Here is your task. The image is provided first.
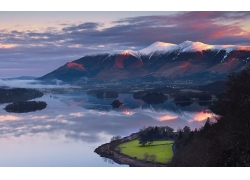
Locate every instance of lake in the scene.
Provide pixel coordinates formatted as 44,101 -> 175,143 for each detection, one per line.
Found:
0,91 -> 213,166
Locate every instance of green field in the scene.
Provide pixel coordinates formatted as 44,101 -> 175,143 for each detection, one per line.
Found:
118,139 -> 174,163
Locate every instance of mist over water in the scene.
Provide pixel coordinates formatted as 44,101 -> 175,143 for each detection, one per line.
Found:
0,80 -> 213,166
0,79 -> 78,89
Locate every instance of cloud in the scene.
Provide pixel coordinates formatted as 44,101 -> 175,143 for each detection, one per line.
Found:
0,79 -> 79,89
158,115 -> 178,121
0,12 -> 250,77
0,44 -> 18,48
70,112 -> 84,117
62,22 -> 101,31
0,115 -> 23,122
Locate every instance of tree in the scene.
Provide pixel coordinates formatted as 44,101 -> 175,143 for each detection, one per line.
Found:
138,126 -> 155,146
177,128 -> 183,139
139,133 -> 148,146
202,117 -> 211,131
110,135 -> 121,142
183,126 -> 191,134
169,65 -> 250,166
143,152 -> 150,161
139,126 -> 146,132
138,126 -> 174,145
149,154 -> 157,163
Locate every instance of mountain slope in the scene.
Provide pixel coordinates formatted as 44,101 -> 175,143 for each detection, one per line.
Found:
38,41 -> 250,83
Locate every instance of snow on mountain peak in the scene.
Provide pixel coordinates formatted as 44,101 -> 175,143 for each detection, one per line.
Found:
139,41 -> 177,55
151,41 -> 176,47
121,50 -> 140,58
177,41 -> 213,52
120,41 -> 250,59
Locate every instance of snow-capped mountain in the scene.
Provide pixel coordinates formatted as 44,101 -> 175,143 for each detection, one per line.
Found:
38,41 -> 250,83
123,41 -> 250,57
138,41 -> 177,55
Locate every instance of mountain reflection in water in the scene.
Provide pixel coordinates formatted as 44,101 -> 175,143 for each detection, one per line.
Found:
0,92 -> 214,166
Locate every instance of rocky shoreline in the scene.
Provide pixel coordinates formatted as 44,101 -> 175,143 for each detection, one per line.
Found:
94,133 -> 169,167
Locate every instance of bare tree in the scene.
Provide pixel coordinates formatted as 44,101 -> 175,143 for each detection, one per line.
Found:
143,152 -> 150,161
110,135 -> 121,142
149,154 -> 157,163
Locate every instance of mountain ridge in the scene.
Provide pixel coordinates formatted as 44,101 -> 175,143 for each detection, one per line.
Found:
119,40 -> 250,58
38,41 -> 250,84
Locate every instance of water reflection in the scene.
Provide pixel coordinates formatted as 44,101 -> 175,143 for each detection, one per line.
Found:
0,93 -> 214,140
0,92 -> 214,166
0,115 -> 23,121
175,102 -> 193,107
158,115 -> 178,121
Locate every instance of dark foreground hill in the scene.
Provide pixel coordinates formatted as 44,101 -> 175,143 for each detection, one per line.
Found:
168,65 -> 250,166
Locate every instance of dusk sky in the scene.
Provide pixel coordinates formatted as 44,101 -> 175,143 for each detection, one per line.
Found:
1,11 -> 250,78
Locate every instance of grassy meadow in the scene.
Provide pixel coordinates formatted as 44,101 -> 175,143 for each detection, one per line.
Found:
118,139 -> 174,163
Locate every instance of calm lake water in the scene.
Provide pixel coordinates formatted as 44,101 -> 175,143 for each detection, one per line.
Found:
0,91 -> 212,167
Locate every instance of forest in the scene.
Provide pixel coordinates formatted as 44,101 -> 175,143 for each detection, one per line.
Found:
168,65 -> 250,166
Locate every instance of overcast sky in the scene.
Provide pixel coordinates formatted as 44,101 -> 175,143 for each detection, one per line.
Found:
1,11 -> 250,78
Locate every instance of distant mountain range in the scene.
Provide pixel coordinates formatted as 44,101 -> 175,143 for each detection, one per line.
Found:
38,41 -> 250,84
2,76 -> 37,81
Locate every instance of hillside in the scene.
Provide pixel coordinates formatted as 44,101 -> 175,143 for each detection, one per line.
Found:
168,65 -> 250,166
37,41 -> 250,84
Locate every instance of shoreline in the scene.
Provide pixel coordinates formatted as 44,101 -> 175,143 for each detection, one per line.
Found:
94,133 -> 170,167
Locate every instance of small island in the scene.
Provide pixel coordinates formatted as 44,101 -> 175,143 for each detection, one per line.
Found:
133,86 -> 178,100
4,101 -> 47,113
0,88 -> 44,104
141,92 -> 168,104
111,100 -> 123,108
87,89 -> 118,99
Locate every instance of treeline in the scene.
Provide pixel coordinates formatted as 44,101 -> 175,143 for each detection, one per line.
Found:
197,80 -> 227,95
133,86 -> 214,106
138,126 -> 174,146
87,89 -> 118,99
133,86 -> 179,98
174,92 -> 212,102
168,65 -> 250,167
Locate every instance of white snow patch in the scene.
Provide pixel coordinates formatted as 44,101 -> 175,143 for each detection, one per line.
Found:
138,41 -> 177,55
116,41 -> 250,58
